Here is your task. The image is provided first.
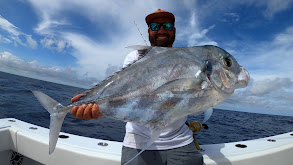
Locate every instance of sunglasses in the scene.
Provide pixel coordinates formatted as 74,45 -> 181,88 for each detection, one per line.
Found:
149,22 -> 174,31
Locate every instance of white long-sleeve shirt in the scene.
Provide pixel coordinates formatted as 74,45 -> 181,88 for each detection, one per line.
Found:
122,50 -> 194,150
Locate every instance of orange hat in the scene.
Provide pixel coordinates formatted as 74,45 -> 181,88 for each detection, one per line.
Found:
145,9 -> 175,25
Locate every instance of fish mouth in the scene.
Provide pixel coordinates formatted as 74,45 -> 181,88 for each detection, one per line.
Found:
235,67 -> 250,88
209,67 -> 249,95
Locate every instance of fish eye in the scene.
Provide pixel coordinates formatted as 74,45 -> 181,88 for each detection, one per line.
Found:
223,57 -> 232,67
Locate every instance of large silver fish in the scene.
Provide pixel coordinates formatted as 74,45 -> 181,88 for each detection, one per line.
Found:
32,45 -> 249,164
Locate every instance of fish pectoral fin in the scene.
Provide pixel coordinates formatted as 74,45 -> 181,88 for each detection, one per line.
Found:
124,126 -> 163,165
154,78 -> 204,94
203,108 -> 213,123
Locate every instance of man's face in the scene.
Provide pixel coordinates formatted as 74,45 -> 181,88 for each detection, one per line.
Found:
148,18 -> 176,47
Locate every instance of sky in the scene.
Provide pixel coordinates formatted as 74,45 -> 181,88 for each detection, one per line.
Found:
0,0 -> 293,116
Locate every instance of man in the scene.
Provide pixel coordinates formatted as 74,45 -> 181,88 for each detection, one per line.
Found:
71,9 -> 203,165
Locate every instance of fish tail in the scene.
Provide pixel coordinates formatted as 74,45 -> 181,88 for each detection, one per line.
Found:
32,90 -> 68,154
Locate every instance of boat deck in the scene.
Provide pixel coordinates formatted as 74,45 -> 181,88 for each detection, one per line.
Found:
1,118 -> 293,165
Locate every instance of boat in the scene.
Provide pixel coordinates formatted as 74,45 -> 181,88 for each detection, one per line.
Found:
1,118 -> 293,165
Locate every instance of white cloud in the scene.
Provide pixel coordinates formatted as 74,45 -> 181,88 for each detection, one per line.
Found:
249,78 -> 293,96
257,0 -> 293,19
26,35 -> 38,49
0,51 -> 97,88
0,15 -> 38,49
40,37 -> 69,52
40,37 -> 54,48
220,76 -> 293,115
57,40 -> 66,52
0,15 -> 21,36
176,11 -> 218,46
0,51 -> 25,65
273,26 -> 293,46
61,32 -> 131,78
0,34 -> 12,43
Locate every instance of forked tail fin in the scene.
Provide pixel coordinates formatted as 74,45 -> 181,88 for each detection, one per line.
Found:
32,90 -> 67,154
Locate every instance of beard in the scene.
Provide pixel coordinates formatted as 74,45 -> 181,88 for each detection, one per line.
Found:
149,32 -> 175,47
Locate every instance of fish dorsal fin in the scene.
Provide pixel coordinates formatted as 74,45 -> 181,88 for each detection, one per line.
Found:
126,45 -> 153,60
126,45 -> 152,51
82,46 -> 153,98
82,46 -> 169,100
124,125 -> 163,165
126,45 -> 169,60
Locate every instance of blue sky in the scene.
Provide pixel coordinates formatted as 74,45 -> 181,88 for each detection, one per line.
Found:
0,0 -> 293,116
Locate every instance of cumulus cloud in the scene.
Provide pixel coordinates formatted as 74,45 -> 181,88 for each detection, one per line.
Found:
0,15 -> 38,49
0,51 -> 97,88
249,78 -> 293,96
217,76 -> 293,116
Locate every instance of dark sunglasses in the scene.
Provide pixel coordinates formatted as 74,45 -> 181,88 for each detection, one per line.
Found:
149,22 -> 174,31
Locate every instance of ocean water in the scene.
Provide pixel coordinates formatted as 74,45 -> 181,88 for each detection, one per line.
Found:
1,71 -> 293,145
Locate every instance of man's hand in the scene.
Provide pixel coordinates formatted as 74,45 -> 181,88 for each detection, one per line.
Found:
71,94 -> 102,120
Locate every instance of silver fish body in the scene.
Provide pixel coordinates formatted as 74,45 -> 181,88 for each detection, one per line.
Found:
32,45 -> 249,164
79,45 -> 249,125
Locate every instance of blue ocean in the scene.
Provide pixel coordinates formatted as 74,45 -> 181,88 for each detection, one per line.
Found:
0,71 -> 292,145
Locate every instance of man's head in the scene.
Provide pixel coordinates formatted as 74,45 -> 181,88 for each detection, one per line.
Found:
145,9 -> 176,47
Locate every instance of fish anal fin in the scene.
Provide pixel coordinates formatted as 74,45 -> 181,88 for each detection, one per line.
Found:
124,126 -> 163,165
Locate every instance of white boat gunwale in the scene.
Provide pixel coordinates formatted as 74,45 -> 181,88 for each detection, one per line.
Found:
1,118 -> 293,165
